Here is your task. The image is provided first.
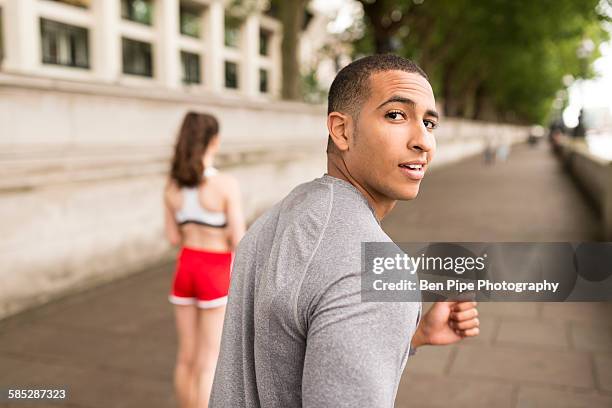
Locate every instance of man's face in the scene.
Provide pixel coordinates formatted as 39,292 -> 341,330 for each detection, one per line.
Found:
345,70 -> 438,201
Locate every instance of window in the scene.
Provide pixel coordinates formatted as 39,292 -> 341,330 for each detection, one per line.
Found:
49,0 -> 90,7
181,51 -> 201,84
224,15 -> 241,48
122,37 -> 153,77
121,0 -> 153,25
259,69 -> 268,93
259,29 -> 271,56
180,5 -> 201,38
40,18 -> 89,68
225,61 -> 238,89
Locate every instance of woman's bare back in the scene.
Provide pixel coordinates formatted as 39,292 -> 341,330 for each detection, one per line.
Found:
166,172 -> 233,252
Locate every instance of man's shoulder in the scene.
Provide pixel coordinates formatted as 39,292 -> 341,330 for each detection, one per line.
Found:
275,176 -> 383,237
238,176 -> 389,254
236,178 -> 331,244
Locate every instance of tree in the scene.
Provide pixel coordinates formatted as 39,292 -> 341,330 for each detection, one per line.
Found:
276,0 -> 310,100
354,0 -> 611,124
228,0 -> 310,100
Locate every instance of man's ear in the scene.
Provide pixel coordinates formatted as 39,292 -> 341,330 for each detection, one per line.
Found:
327,112 -> 353,152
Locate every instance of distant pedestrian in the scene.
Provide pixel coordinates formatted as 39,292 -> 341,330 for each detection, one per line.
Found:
164,112 -> 245,408
572,109 -> 587,139
496,135 -> 511,161
484,138 -> 496,165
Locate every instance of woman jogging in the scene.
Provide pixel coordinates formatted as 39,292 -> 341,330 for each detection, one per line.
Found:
164,112 -> 245,408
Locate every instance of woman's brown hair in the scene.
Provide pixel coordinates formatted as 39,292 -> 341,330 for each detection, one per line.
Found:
170,112 -> 219,188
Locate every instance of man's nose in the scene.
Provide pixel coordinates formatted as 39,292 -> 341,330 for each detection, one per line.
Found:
408,124 -> 435,152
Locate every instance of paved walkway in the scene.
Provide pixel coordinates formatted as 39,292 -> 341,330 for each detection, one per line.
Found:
385,142 -> 612,407
1,142 -> 611,407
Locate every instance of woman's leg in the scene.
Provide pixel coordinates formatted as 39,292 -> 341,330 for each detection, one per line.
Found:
174,304 -> 199,408
193,305 -> 226,408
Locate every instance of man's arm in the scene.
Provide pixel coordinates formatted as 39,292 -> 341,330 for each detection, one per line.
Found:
301,273 -> 418,408
411,301 -> 480,349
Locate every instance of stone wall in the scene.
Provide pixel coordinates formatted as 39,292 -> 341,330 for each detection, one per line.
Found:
0,73 -> 527,319
557,137 -> 612,240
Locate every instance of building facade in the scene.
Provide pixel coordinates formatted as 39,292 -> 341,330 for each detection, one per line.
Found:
0,0 -> 281,96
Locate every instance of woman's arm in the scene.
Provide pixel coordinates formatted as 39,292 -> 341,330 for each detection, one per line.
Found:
164,180 -> 182,247
224,176 -> 246,251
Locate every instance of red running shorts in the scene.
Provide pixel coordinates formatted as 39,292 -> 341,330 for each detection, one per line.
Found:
168,247 -> 232,309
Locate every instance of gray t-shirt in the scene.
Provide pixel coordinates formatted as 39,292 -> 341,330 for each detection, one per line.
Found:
210,174 -> 421,408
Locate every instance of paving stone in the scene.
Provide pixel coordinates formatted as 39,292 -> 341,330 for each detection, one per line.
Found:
516,386 -> 612,408
593,353 -> 612,393
496,318 -> 568,349
395,372 -> 514,408
0,322 -> 175,381
403,344 -> 455,376
40,288 -> 173,336
450,344 -> 594,388
0,262 -> 174,333
570,322 -> 612,352
541,302 -> 612,323
0,354 -> 174,408
40,266 -> 174,332
0,324 -> 124,365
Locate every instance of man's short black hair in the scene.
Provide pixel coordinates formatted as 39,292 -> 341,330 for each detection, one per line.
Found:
327,54 -> 428,118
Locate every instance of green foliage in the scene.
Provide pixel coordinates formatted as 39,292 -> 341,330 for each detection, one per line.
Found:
301,68 -> 327,103
355,0 -> 611,124
226,0 -> 270,19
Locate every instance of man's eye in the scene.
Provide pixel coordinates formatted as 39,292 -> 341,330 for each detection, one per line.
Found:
385,111 -> 405,120
424,120 -> 438,130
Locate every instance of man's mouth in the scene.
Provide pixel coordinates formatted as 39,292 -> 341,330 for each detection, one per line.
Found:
398,161 -> 427,180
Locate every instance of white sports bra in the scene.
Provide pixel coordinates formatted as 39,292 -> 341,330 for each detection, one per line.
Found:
175,167 -> 228,228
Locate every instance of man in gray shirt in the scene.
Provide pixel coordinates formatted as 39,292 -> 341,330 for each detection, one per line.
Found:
210,54 -> 480,407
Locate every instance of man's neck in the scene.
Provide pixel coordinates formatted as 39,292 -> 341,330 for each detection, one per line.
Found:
326,158 -> 396,221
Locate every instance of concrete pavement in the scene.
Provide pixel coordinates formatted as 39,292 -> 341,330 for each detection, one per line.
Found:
0,141 -> 610,407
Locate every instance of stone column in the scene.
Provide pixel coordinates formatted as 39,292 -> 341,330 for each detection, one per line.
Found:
3,0 -> 38,74
270,27 -> 282,97
242,14 -> 259,97
206,0 -> 223,92
157,0 -> 180,88
92,0 -> 120,82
